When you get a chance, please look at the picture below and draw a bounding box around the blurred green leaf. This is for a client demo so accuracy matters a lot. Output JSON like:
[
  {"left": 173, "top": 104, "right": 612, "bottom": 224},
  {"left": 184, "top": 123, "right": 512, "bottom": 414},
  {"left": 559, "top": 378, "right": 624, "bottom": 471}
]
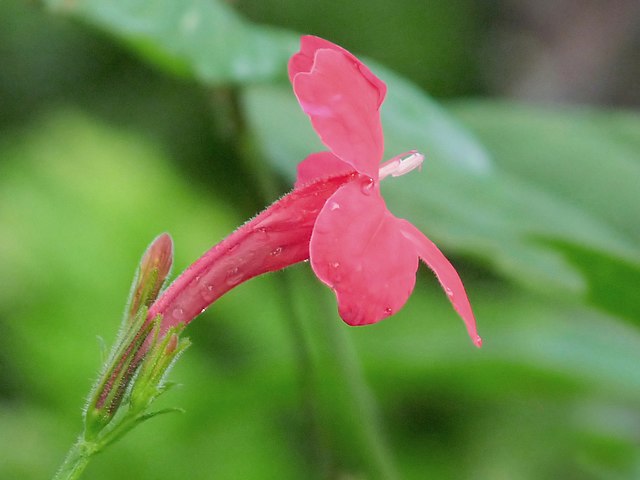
[
  {"left": 450, "top": 102, "right": 640, "bottom": 320},
  {"left": 44, "top": 0, "right": 298, "bottom": 83},
  {"left": 451, "top": 102, "right": 640, "bottom": 242},
  {"left": 545, "top": 241, "right": 640, "bottom": 325}
]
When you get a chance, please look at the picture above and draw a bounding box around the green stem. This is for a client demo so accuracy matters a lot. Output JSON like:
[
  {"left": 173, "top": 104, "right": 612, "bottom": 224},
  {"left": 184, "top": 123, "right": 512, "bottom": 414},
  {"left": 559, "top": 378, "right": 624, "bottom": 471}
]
[
  {"left": 276, "top": 272, "right": 335, "bottom": 476},
  {"left": 52, "top": 436, "right": 97, "bottom": 480},
  {"left": 53, "top": 409, "right": 150, "bottom": 480},
  {"left": 286, "top": 267, "right": 399, "bottom": 480}
]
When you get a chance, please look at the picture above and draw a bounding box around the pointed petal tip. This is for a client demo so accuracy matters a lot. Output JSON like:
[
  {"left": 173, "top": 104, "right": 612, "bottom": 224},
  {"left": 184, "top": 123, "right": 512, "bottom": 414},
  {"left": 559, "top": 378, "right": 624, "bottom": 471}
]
[{"left": 473, "top": 334, "right": 483, "bottom": 348}]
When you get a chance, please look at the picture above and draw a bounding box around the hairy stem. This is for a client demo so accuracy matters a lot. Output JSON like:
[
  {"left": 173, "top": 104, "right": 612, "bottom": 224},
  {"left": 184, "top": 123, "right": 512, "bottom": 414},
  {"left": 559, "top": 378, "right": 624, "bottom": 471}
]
[{"left": 52, "top": 436, "right": 97, "bottom": 480}]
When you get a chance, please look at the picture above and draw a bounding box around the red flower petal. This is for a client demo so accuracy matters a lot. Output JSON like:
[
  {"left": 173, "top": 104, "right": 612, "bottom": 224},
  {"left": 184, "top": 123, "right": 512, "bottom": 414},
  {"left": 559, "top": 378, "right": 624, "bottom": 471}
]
[
  {"left": 292, "top": 47, "right": 385, "bottom": 179},
  {"left": 295, "top": 151, "right": 355, "bottom": 189},
  {"left": 399, "top": 222, "right": 482, "bottom": 347},
  {"left": 310, "top": 178, "right": 418, "bottom": 325},
  {"left": 288, "top": 35, "right": 387, "bottom": 107}
]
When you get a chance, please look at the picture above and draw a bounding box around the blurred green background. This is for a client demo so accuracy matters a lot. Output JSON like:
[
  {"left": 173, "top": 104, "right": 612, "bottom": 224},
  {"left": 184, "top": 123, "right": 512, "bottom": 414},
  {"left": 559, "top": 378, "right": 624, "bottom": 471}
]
[{"left": 1, "top": 0, "right": 639, "bottom": 478}]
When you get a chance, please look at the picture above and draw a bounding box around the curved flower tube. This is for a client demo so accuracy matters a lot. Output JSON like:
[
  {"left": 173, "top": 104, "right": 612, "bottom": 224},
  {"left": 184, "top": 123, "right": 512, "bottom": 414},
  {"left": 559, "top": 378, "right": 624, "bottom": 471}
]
[{"left": 149, "top": 36, "right": 481, "bottom": 347}]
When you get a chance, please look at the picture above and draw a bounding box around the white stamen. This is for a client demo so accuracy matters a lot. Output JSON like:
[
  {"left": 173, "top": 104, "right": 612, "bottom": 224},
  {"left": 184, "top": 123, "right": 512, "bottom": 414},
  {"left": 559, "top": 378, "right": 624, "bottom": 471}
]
[{"left": 378, "top": 150, "right": 424, "bottom": 180}]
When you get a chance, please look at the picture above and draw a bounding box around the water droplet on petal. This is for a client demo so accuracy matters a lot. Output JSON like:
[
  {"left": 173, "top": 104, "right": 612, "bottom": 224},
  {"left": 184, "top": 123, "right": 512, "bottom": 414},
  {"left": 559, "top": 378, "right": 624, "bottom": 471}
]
[
  {"left": 303, "top": 207, "right": 319, "bottom": 216},
  {"left": 172, "top": 307, "right": 185, "bottom": 321},
  {"left": 330, "top": 202, "right": 340, "bottom": 211},
  {"left": 270, "top": 246, "right": 283, "bottom": 256},
  {"left": 444, "top": 287, "right": 454, "bottom": 297},
  {"left": 329, "top": 262, "right": 343, "bottom": 282},
  {"left": 361, "top": 179, "right": 374, "bottom": 195},
  {"left": 384, "top": 307, "right": 393, "bottom": 315},
  {"left": 201, "top": 282, "right": 216, "bottom": 301},
  {"left": 226, "top": 267, "right": 243, "bottom": 286},
  {"left": 256, "top": 228, "right": 270, "bottom": 240}
]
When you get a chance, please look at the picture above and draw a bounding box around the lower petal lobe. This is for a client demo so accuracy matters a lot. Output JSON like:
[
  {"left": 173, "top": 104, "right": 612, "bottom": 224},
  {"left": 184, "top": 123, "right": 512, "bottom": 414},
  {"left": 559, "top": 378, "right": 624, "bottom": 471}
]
[
  {"left": 310, "top": 179, "right": 418, "bottom": 325},
  {"left": 399, "top": 221, "right": 482, "bottom": 347}
]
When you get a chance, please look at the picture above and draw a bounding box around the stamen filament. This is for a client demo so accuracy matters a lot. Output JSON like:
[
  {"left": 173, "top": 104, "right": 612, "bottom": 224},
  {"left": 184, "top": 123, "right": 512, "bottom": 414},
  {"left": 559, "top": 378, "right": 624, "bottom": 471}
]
[{"left": 378, "top": 151, "right": 424, "bottom": 180}]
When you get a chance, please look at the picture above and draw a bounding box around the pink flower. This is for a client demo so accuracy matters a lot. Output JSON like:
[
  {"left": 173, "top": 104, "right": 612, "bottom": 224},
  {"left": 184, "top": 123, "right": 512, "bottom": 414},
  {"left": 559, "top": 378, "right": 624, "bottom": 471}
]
[{"left": 149, "top": 36, "right": 481, "bottom": 347}]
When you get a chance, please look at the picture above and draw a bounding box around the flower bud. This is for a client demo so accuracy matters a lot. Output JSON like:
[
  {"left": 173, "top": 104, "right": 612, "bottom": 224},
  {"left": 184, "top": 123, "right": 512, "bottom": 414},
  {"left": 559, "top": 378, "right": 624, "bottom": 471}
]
[{"left": 128, "top": 233, "right": 173, "bottom": 322}]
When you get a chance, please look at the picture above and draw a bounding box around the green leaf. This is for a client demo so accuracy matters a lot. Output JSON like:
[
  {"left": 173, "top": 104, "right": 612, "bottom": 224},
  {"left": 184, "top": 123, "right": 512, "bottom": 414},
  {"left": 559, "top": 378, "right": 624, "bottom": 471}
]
[
  {"left": 449, "top": 101, "right": 640, "bottom": 316},
  {"left": 44, "top": 0, "right": 298, "bottom": 84},
  {"left": 136, "top": 407, "right": 185, "bottom": 423},
  {"left": 542, "top": 237, "right": 640, "bottom": 325},
  {"left": 451, "top": 102, "right": 640, "bottom": 242}
]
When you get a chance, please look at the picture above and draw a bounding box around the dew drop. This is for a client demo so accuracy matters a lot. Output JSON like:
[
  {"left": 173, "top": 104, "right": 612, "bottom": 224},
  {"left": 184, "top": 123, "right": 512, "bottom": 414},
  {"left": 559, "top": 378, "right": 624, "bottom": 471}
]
[
  {"left": 270, "top": 246, "right": 283, "bottom": 256},
  {"left": 330, "top": 202, "right": 340, "bottom": 211},
  {"left": 226, "top": 266, "right": 243, "bottom": 286},
  {"left": 384, "top": 307, "right": 393, "bottom": 315},
  {"left": 303, "top": 207, "right": 319, "bottom": 216},
  {"left": 330, "top": 262, "right": 343, "bottom": 282},
  {"left": 361, "top": 179, "right": 374, "bottom": 195},
  {"left": 256, "top": 228, "right": 270, "bottom": 240},
  {"left": 172, "top": 307, "right": 185, "bottom": 321},
  {"left": 444, "top": 287, "right": 454, "bottom": 297},
  {"left": 201, "top": 283, "right": 216, "bottom": 301}
]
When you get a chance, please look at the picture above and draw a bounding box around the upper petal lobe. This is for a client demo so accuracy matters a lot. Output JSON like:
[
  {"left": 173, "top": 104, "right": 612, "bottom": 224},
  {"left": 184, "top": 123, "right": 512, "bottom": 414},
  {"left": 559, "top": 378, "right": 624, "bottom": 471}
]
[
  {"left": 288, "top": 35, "right": 387, "bottom": 107},
  {"left": 291, "top": 47, "right": 385, "bottom": 179},
  {"left": 295, "top": 151, "right": 356, "bottom": 189},
  {"left": 310, "top": 179, "right": 418, "bottom": 325}
]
